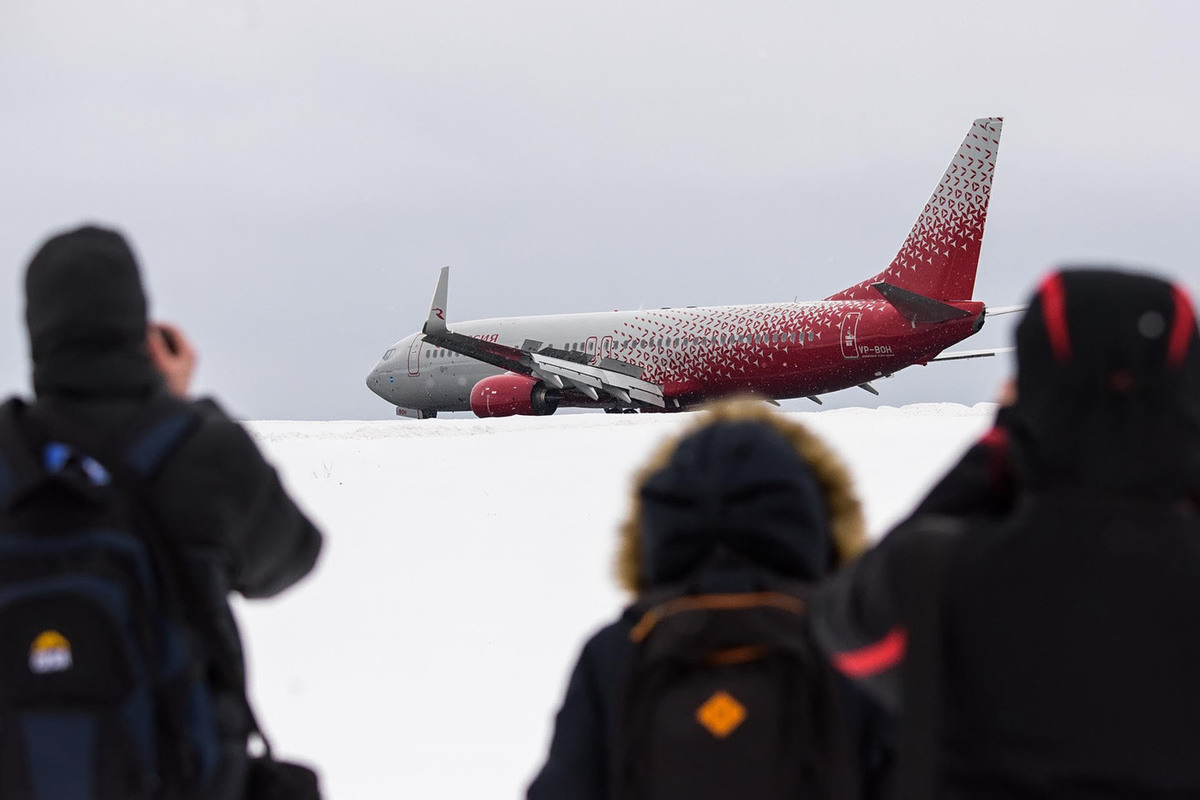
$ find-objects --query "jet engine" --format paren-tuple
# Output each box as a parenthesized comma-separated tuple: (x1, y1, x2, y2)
(470, 373, 561, 418)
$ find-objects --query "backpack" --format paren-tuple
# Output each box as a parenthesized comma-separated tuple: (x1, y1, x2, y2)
(612, 565, 860, 800)
(0, 398, 219, 799)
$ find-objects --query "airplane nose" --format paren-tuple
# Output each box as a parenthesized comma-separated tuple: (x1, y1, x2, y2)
(366, 363, 390, 401)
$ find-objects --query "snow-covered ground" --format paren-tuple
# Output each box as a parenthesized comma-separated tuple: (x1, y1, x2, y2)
(234, 403, 997, 799)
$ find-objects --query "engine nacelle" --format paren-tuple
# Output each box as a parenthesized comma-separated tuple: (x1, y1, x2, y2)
(470, 373, 560, 418)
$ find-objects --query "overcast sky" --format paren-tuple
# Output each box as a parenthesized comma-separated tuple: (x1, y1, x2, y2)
(2, 1, 1197, 420)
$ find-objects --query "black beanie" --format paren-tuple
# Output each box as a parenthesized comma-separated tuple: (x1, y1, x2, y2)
(1008, 267, 1200, 497)
(23, 225, 159, 398)
(25, 225, 148, 354)
(638, 420, 831, 586)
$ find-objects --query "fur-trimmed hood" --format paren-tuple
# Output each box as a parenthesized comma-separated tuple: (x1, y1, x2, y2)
(615, 399, 868, 594)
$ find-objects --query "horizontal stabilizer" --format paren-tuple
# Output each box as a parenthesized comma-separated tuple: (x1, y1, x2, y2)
(931, 347, 1014, 362)
(873, 282, 973, 326)
(985, 304, 1027, 318)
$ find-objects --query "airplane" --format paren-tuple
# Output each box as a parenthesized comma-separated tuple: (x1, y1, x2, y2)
(367, 116, 1018, 419)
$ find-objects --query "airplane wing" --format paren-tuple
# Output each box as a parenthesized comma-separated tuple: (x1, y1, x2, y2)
(930, 347, 1014, 362)
(420, 267, 666, 408)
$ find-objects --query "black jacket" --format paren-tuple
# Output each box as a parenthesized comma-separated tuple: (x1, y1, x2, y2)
(20, 391, 323, 797)
(814, 431, 1200, 800)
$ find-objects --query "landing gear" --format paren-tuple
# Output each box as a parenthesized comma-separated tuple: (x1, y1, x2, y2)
(394, 407, 438, 420)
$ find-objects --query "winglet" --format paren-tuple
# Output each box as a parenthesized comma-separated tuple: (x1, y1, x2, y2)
(872, 281, 973, 326)
(423, 266, 450, 335)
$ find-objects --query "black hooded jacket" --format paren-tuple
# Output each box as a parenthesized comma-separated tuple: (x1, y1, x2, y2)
(813, 269, 1200, 799)
(13, 226, 323, 797)
(527, 402, 892, 800)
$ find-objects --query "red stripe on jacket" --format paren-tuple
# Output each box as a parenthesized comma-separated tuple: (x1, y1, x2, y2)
(832, 627, 908, 678)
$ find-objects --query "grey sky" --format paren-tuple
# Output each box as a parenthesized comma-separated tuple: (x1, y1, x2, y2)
(2, 1, 1197, 420)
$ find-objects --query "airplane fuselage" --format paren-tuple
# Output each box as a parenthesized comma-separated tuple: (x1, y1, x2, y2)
(367, 297, 985, 413)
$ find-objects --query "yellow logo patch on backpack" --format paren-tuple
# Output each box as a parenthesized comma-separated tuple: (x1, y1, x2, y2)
(29, 629, 73, 674)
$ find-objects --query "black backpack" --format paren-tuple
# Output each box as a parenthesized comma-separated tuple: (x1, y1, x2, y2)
(0, 398, 219, 799)
(612, 567, 860, 800)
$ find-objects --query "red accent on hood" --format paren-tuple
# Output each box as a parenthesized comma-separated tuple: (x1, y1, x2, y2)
(1039, 273, 1072, 363)
(1168, 285, 1195, 368)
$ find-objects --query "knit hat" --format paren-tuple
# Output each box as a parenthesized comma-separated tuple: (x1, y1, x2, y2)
(1008, 268, 1200, 497)
(637, 419, 833, 586)
(23, 225, 159, 397)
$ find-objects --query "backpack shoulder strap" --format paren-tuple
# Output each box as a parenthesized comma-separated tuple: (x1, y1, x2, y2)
(123, 406, 202, 479)
(0, 398, 47, 511)
(30, 397, 201, 486)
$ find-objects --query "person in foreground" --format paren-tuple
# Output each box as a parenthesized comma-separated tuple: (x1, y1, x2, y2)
(527, 399, 893, 800)
(814, 268, 1200, 800)
(0, 225, 323, 797)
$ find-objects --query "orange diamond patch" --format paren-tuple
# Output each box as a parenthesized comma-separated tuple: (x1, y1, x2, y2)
(696, 690, 746, 738)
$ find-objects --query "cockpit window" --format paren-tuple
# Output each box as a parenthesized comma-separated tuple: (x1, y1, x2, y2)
(383, 348, 395, 360)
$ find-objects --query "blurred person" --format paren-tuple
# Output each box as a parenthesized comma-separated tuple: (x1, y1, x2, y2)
(527, 399, 893, 800)
(0, 225, 323, 798)
(814, 268, 1200, 800)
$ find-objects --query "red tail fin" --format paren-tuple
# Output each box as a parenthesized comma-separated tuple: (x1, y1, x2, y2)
(826, 117, 1003, 303)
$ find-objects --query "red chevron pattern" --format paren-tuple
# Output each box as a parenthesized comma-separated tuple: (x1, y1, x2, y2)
(828, 117, 1002, 303)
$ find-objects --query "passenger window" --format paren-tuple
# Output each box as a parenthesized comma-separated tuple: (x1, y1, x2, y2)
(425, 350, 431, 358)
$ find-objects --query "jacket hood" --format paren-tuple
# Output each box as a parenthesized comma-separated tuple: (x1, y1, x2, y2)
(1007, 268, 1200, 499)
(24, 224, 162, 398)
(615, 399, 868, 594)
